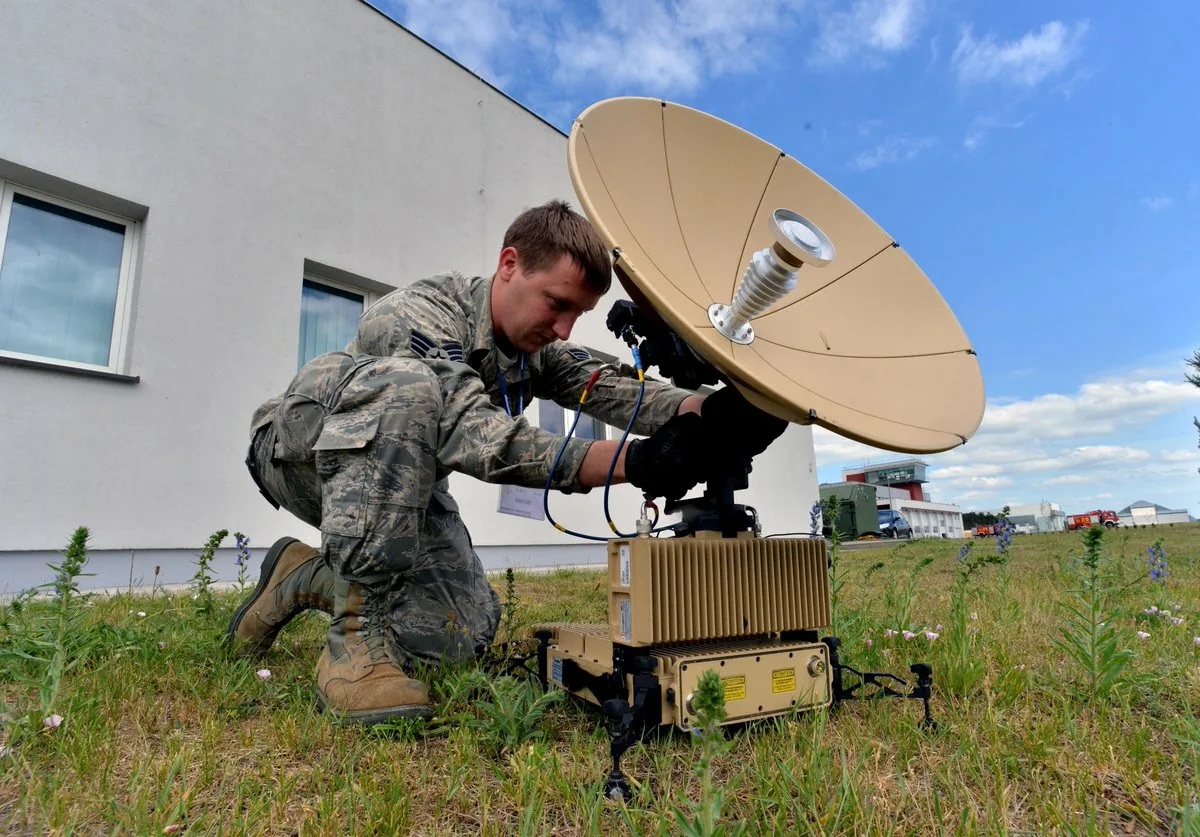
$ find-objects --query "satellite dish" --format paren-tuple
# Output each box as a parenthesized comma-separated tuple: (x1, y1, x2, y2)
(567, 97, 984, 454)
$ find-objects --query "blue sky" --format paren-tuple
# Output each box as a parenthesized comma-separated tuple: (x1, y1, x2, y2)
(371, 0, 1200, 516)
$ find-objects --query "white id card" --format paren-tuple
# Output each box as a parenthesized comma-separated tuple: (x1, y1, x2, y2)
(497, 485, 545, 520)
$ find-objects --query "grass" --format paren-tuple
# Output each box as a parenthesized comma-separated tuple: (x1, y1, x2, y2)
(3, 525, 1200, 834)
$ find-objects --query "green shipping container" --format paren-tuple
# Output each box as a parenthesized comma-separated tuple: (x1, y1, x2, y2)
(819, 482, 880, 540)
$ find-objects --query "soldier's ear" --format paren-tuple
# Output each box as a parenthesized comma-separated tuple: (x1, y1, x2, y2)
(496, 246, 520, 282)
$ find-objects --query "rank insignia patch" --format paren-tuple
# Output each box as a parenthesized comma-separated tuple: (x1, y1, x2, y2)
(410, 329, 465, 362)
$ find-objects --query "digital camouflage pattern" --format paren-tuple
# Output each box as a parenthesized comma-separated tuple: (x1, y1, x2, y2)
(247, 272, 693, 663)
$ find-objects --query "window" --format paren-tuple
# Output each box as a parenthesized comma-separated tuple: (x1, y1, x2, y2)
(537, 398, 607, 441)
(297, 277, 377, 369)
(0, 184, 138, 372)
(575, 413, 608, 441)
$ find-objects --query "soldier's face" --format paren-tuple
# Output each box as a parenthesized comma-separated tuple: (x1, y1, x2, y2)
(495, 249, 601, 353)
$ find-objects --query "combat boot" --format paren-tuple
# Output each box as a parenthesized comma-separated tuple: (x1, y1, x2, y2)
(316, 576, 433, 725)
(226, 537, 334, 656)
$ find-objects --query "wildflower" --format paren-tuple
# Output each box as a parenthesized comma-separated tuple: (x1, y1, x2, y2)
(1136, 631, 1150, 640)
(925, 630, 939, 641)
(883, 629, 898, 638)
(234, 532, 251, 568)
(935, 623, 943, 632)
(1172, 617, 1185, 627)
(957, 544, 971, 562)
(1147, 541, 1169, 584)
(256, 669, 272, 681)
(137, 611, 147, 618)
(1194, 637, 1200, 648)
(43, 714, 64, 731)
(1014, 664, 1026, 672)
(902, 630, 916, 640)
(808, 501, 822, 537)
(864, 638, 873, 649)
(1145, 606, 1159, 615)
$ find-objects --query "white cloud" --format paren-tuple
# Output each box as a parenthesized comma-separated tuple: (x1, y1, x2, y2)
(852, 134, 937, 170)
(813, 0, 927, 66)
(393, 0, 527, 82)
(383, 0, 805, 96)
(552, 0, 803, 93)
(1043, 474, 1090, 486)
(1141, 195, 1173, 211)
(952, 20, 1088, 87)
(962, 114, 1029, 152)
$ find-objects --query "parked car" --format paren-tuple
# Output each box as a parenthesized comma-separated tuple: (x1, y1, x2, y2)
(877, 509, 913, 539)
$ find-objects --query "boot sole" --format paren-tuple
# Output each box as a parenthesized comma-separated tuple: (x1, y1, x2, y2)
(225, 535, 300, 654)
(315, 690, 434, 725)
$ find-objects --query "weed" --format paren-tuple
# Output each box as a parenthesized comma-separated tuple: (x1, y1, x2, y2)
(232, 532, 252, 595)
(944, 537, 1009, 695)
(823, 495, 846, 635)
(190, 529, 228, 616)
(1052, 526, 1136, 703)
(456, 672, 563, 757)
(669, 669, 746, 837)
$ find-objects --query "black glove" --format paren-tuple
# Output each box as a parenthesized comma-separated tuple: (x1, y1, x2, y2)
(624, 412, 706, 501)
(700, 385, 788, 472)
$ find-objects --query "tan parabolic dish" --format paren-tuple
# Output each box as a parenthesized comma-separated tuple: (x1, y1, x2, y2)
(567, 97, 985, 454)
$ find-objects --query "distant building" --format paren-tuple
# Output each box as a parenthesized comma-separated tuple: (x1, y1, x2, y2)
(843, 459, 929, 501)
(841, 460, 963, 539)
(1117, 501, 1195, 527)
(1006, 502, 1066, 533)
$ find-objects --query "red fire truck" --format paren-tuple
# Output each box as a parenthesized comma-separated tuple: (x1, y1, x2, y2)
(1066, 509, 1120, 530)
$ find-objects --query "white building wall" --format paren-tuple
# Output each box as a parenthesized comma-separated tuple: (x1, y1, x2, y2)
(1008, 501, 1065, 532)
(0, 0, 818, 590)
(882, 499, 963, 539)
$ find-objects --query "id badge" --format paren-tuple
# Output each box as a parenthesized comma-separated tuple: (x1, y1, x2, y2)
(497, 484, 545, 520)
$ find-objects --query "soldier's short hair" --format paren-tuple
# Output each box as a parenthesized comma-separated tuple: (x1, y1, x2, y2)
(502, 200, 612, 295)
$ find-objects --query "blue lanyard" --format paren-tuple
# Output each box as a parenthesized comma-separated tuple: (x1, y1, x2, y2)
(496, 353, 525, 417)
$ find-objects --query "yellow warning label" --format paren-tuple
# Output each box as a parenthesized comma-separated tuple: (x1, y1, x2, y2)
(772, 668, 796, 694)
(722, 675, 746, 702)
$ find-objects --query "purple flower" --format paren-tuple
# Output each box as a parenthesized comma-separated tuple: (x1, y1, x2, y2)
(1136, 631, 1150, 640)
(234, 532, 252, 568)
(809, 501, 822, 537)
(864, 638, 873, 649)
(1147, 541, 1168, 584)
(902, 630, 916, 641)
(925, 631, 939, 641)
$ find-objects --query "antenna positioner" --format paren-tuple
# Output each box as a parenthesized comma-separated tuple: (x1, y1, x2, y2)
(708, 209, 835, 345)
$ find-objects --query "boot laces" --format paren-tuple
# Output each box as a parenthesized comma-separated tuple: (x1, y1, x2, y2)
(355, 588, 392, 664)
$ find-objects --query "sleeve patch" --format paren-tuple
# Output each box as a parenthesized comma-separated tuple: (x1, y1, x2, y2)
(566, 347, 591, 361)
(410, 329, 464, 362)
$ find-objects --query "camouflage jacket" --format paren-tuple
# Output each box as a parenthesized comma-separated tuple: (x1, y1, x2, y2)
(253, 272, 692, 493)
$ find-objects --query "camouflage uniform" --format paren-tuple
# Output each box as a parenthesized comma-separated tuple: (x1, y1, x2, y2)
(248, 272, 691, 666)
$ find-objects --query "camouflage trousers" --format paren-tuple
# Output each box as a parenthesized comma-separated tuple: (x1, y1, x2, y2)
(250, 351, 501, 666)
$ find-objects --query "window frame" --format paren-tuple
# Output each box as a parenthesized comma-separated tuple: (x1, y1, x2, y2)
(296, 273, 380, 369)
(0, 181, 140, 375)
